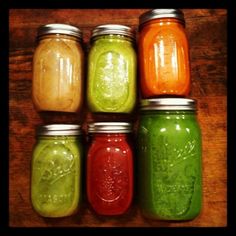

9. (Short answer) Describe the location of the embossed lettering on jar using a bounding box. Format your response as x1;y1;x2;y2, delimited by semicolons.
31;124;83;217
138;98;202;220
87;122;133;215
32;24;84;112
139;9;190;97
87;24;137;113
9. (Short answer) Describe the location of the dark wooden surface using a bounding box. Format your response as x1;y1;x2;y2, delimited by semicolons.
9;9;227;227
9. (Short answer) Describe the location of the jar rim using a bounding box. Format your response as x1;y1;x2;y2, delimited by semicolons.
91;24;135;40
140;98;196;111
139;9;185;26
37;23;83;40
88;122;132;133
36;124;82;136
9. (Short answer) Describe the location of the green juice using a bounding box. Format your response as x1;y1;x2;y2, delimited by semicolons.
138;107;202;220
31;136;82;217
87;34;137;113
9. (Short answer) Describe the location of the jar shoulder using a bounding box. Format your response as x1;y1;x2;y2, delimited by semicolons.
88;139;132;153
139;23;188;43
32;139;82;162
34;38;83;59
139;115;201;134
89;39;136;56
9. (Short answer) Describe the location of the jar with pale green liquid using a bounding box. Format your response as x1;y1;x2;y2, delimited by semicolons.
138;98;202;220
87;24;137;113
31;124;82;217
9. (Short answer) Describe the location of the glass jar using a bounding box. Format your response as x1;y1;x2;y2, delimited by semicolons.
138;98;202;220
87;122;133;215
31;124;83;217
87;24;137;113
139;9;190;97
32;24;84;112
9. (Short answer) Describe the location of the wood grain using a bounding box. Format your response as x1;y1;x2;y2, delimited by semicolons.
9;9;227;227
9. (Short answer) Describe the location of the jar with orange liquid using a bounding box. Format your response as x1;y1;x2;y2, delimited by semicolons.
139;9;190;98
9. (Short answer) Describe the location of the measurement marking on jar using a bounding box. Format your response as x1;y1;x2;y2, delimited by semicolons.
38;193;73;204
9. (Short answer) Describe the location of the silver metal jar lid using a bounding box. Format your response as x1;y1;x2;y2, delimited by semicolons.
88;122;132;133
140;98;196;111
139;9;185;26
37;124;82;136
37;23;82;40
91;24;135;40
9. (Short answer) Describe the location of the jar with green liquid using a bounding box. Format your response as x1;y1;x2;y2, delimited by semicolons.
138;98;202;220
31;124;83;217
87;24;137;113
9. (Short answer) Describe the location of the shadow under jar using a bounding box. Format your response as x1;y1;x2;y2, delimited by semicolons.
137;98;202;220
87;122;133;215
32;23;84;112
31;124;83;217
139;9;190;98
87;24;137;113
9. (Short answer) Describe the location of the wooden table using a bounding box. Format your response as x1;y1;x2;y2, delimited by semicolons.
9;9;227;227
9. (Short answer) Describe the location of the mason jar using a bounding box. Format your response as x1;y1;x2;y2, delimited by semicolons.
31;124;83;217
32;23;84;112
139;9;190;97
87;122;133;215
138;98;202;220
87;24;137;113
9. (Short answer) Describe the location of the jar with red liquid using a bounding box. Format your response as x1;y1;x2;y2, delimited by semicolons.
87;122;133;215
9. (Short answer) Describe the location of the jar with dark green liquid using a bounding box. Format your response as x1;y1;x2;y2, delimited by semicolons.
138;98;202;220
31;124;82;217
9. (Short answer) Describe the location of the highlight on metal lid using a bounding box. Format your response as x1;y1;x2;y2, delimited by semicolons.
88;122;132;133
36;124;82;136
139;9;185;26
140;98;196;111
91;24;135;40
37;23;83;40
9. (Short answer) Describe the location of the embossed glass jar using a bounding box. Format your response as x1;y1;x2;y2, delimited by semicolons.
32;24;84;112
31;124;83;217
139;9;190;97
87;122;133;215
87;24;137;113
138;98;202;220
